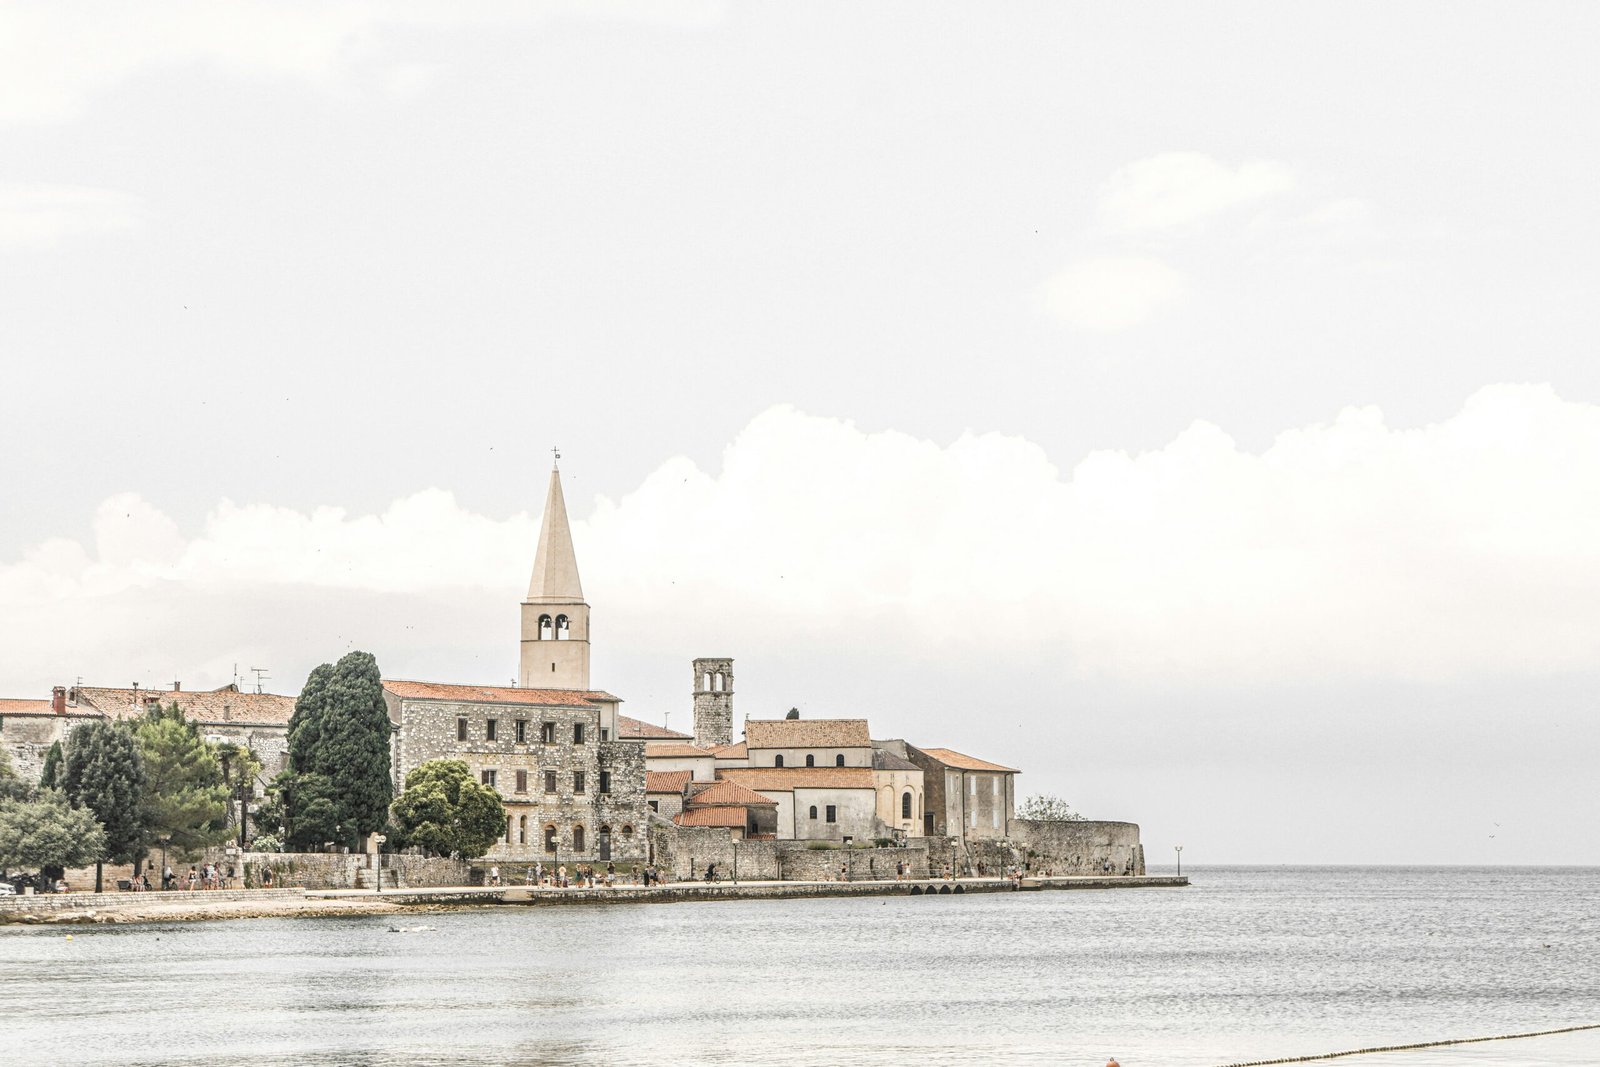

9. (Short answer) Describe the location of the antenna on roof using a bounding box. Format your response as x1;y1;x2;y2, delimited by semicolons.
250;667;269;694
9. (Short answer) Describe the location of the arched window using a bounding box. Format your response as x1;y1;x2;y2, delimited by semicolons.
902;791;912;819
543;825;557;853
555;614;570;640
805;754;815;767
505;816;512;843
835;754;844;767
538;614;553;640
621;825;633;838
702;671;712;691
808;805;818;820
600;823;611;837
573;824;586;852
774;755;784;767
519;815;528;844
712;672;723;692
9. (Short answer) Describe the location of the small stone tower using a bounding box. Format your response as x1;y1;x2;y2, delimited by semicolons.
692;657;733;748
519;464;591;689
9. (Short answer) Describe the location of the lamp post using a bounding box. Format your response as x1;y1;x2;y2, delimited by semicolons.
373;833;387;893
1174;845;1183;877
732;842;739;885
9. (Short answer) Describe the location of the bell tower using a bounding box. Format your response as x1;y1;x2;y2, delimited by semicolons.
693;657;733;747
519;461;591;689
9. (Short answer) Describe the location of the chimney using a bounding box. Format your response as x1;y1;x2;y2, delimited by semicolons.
51;686;66;715
173;681;181;692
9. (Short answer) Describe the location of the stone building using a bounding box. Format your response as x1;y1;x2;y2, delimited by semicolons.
383;464;648;866
907;745;1018;842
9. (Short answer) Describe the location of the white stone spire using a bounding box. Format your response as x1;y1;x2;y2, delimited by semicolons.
525;465;584;602
520;461;592;689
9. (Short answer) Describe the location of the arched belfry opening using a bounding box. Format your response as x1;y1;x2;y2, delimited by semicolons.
692;657;734;748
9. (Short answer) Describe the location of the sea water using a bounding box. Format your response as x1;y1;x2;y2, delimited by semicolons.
0;866;1595;1067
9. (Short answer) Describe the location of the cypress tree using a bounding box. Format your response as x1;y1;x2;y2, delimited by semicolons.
285;651;392;851
38;741;64;791
62;719;147;892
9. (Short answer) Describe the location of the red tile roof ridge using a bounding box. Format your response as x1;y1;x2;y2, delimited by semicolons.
917;747;1020;773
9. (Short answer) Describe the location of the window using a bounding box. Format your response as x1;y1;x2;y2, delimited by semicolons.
515;770;528;793
774;755;784;767
805;754;815;767
808;805;818;820
515;719;527;743
555;614;570;640
456;718;468;742
543;825;557;852
573;771;585;794
835;754;844;767
599;770;611;794
572;825;585;851
902;791;913;819
825;805;837;824
518;815;527;844
481;769;497;788
622;824;633;838
573;723;585;744
648;800;659;813
486;718;498;741
540;722;556;744
544;770;557;794
599;727;609;741
538;614;553;639
505;816;512;842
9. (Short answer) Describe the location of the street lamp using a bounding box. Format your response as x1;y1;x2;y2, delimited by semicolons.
373;834;387;893
1174;845;1183;877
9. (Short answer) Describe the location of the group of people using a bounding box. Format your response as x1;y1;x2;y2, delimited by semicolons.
501;861;641;889
172;863;230;891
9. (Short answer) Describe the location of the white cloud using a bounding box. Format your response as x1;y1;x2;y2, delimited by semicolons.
0;184;143;249
4;386;1600;696
1037;256;1186;332
1099;152;1295;232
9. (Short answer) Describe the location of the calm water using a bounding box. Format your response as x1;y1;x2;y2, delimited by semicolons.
1;867;1596;1067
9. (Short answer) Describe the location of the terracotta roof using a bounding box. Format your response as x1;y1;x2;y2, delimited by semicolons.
0;698;57;716
645;742;713;759
710;741;747;759
73;686;296;726
382;680;604;708
673;808;749;828
617;714;691;740
687;780;778;808
745;718;871;749
917;747;1019;773
717;767;875;791
873;749;920;772
646;770;693;794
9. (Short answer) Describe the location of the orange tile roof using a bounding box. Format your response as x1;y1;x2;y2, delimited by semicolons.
710;741;747;759
382;679;604;708
917;747;1019;773
674;808;749;828
687;780;778;808
617;714;691;740
645;742;713;759
717;767;875;791
0;698;56;715
73;686;296;726
646;770;693;794
745;718;871;749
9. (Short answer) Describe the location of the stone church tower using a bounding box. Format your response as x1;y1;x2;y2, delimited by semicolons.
693;657;733;747
519;464;591;689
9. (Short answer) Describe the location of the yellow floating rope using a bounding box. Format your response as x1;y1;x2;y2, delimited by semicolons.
1215;1022;1600;1066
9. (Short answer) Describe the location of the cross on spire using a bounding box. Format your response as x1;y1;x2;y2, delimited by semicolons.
551;445;561;469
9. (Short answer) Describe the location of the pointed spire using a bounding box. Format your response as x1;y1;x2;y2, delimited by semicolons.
526;463;584;602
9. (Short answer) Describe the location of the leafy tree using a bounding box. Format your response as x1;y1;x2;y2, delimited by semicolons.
284;651;393;851
63;719;148;891
389;760;505;859
38;741;64;791
214;740;264;847
135;703;231;853
0;790;106;875
1016;793;1086;822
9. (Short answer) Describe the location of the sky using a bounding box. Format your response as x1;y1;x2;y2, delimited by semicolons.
3;2;1598;865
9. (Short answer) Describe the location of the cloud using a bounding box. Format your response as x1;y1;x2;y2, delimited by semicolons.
1099;152;1295;232
1037;256;1186;332
4;386;1600;697
0;184;143;249
0;1;729;126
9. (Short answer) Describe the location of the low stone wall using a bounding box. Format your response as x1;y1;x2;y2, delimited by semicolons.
775;843;928;881
237;852;471;889
1010;819;1145;876
0;887;304;919
648;821;930;882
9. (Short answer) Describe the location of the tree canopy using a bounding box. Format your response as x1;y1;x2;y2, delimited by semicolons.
38;741;63;791
63;720;148;862
390;760;505;859
136;703;232;853
283;651;393;850
0;790;106;874
1016;793;1086;822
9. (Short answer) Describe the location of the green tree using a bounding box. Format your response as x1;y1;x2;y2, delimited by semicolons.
284;651;393;850
389;760;505;859
1016;793;1086;822
0;790;107;875
63;719;147;892
38;741;64;791
135;703;231;854
215;741;263;848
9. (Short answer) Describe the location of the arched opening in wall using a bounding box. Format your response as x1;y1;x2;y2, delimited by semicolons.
805;754;815;767
538;615;553;640
712;672;723;692
572;824;586;853
902;791;913;819
555;614;570;640
543;825;557;853
702;671;711;691
621;824;633;839
835;754;844;767
519;815;528;845
808;806;818;820
505;816;512;843
598;825;612;861
774;755;784;767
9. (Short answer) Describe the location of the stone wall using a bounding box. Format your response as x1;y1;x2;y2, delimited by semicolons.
237;851;471;889
1010;819;1144;876
774;843;929;881
648;820;931;882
